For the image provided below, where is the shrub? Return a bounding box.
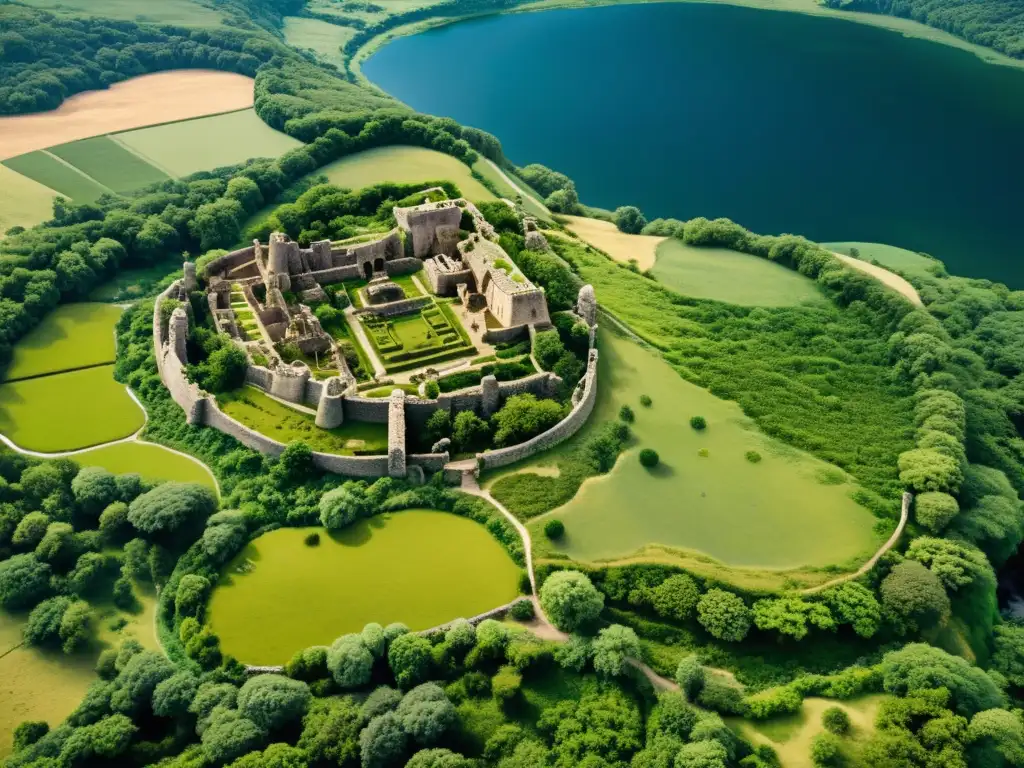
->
[639,449,660,468]
[509,599,535,621]
[640,394,653,407]
[697,448,709,457]
[914,491,959,532]
[304,532,321,546]
[492,666,522,705]
[396,683,455,746]
[822,706,850,735]
[327,635,374,690]
[424,380,440,399]
[237,674,311,731]
[592,624,641,678]
[539,570,604,632]
[879,561,950,631]
[127,483,217,538]
[389,633,433,689]
[745,451,762,463]
[810,732,841,766]
[544,519,565,539]
[619,404,635,423]
[651,574,701,621]
[675,655,706,700]
[696,589,751,642]
[690,416,707,430]
[614,206,647,234]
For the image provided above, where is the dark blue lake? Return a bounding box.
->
[364,3,1024,286]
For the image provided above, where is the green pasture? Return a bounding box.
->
[824,241,940,279]
[317,146,496,202]
[0,164,57,234]
[514,332,879,571]
[4,303,122,382]
[88,253,184,302]
[652,238,824,306]
[112,109,302,177]
[217,386,388,455]
[17,0,225,25]
[72,442,217,492]
[283,16,357,67]
[207,511,521,664]
[0,365,144,452]
[2,151,109,203]
[48,136,169,195]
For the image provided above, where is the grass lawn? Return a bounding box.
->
[48,136,169,195]
[72,442,218,492]
[283,16,357,67]
[733,694,886,767]
[652,238,824,307]
[505,332,879,577]
[112,109,302,177]
[207,511,521,664]
[0,365,144,452]
[2,151,110,203]
[17,0,225,25]
[0,164,57,234]
[824,241,940,279]
[88,254,184,302]
[317,146,496,202]
[217,386,388,456]
[3,303,123,381]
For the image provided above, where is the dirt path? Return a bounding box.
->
[834,253,923,307]
[481,158,548,215]
[799,492,911,594]
[0,71,255,160]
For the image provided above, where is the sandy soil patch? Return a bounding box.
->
[0,71,255,161]
[562,215,664,271]
[834,253,923,306]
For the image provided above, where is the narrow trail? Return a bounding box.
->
[834,253,923,307]
[482,158,548,215]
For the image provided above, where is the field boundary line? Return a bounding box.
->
[107,106,254,138]
[38,149,115,196]
[4,360,116,383]
[108,135,180,180]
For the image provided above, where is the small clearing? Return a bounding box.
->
[562,215,664,271]
[0,71,255,161]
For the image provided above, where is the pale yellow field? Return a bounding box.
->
[562,215,665,270]
[0,165,57,234]
[0,71,255,161]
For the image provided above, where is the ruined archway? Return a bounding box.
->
[362,261,373,280]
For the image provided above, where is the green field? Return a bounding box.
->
[112,109,303,177]
[217,386,388,455]
[2,151,110,203]
[48,136,169,195]
[0,164,57,234]
[72,442,218,492]
[207,511,522,664]
[510,332,878,572]
[318,146,497,201]
[283,16,357,67]
[17,0,225,25]
[824,241,940,279]
[652,238,824,306]
[0,365,144,452]
[88,254,184,302]
[4,303,123,382]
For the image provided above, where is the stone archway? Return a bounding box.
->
[362,261,373,280]
[373,257,385,273]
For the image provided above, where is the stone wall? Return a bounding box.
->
[343,396,390,423]
[394,201,463,258]
[355,295,432,318]
[310,265,362,285]
[244,365,274,391]
[408,453,448,473]
[477,349,599,470]
[202,245,256,280]
[387,390,407,478]
[384,257,424,277]
[269,363,310,403]
[482,324,528,345]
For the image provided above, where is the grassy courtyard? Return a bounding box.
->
[502,332,879,578]
[217,386,388,455]
[652,238,825,306]
[361,301,475,373]
[3,303,123,381]
[0,365,144,452]
[72,442,218,492]
[207,511,522,664]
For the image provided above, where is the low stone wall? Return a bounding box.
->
[477,349,599,470]
[355,296,432,318]
[311,265,362,285]
[385,257,424,277]
[418,601,518,636]
[408,453,448,473]
[244,365,274,391]
[483,324,528,345]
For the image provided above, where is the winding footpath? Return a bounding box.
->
[482,158,549,215]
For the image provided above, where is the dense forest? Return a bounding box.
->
[824,0,1024,58]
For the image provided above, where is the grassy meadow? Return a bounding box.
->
[513,332,879,573]
[318,146,496,201]
[2,151,109,203]
[824,241,940,279]
[216,386,389,455]
[0,365,144,452]
[3,303,123,381]
[207,512,521,664]
[652,238,825,306]
[0,164,57,234]
[561,215,664,271]
[112,109,302,177]
[48,136,169,194]
[283,16,357,67]
[72,442,218,492]
[17,0,225,25]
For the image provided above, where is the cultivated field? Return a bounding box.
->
[0,165,57,234]
[562,215,664,270]
[319,146,497,201]
[17,0,225,25]
[0,365,144,452]
[517,332,879,573]
[48,137,169,195]
[3,304,123,381]
[113,109,302,177]
[217,386,389,455]
[73,442,218,491]
[0,71,255,161]
[826,241,939,279]
[207,512,521,664]
[652,238,825,306]
[2,151,110,204]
